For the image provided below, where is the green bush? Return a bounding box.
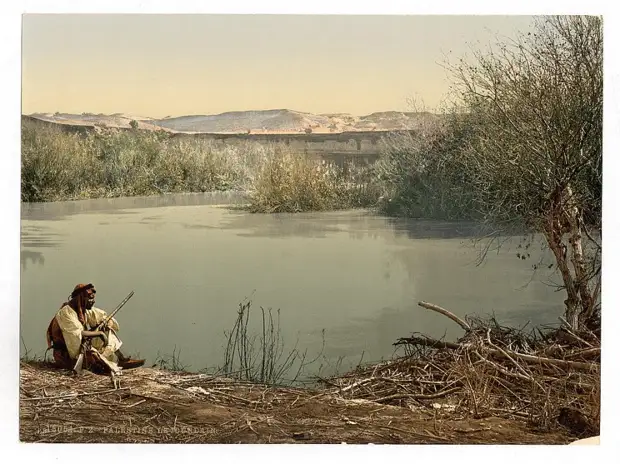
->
[374,114,479,220]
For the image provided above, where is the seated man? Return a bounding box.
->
[46,283,145,374]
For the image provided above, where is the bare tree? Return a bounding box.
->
[447,16,602,330]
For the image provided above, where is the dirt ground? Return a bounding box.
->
[19,362,575,444]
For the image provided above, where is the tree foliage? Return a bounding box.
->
[374,16,602,330]
[447,16,602,329]
[375,115,478,220]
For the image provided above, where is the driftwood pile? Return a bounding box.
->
[324,301,600,437]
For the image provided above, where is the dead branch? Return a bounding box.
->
[393,336,460,350]
[340,377,375,393]
[418,301,472,332]
[123,399,147,408]
[474,353,555,383]
[485,329,534,380]
[21,387,130,402]
[375,423,451,442]
[375,387,461,403]
[558,317,594,347]
[564,347,600,359]
[494,349,596,371]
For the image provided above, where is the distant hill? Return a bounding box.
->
[25,109,439,134]
[26,112,171,132]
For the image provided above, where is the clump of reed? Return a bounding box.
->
[221,299,323,386]
[247,149,380,213]
[21,119,271,202]
[154,345,189,372]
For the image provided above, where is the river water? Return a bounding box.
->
[20,193,564,378]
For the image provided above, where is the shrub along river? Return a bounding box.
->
[20,192,564,378]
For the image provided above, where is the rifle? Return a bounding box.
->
[96,290,134,331]
[73,291,135,375]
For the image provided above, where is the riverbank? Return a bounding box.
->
[19,361,573,444]
[20,306,599,445]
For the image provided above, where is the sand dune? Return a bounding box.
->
[28,112,168,131]
[26,109,438,134]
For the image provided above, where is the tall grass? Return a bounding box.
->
[222,300,323,385]
[153,346,190,372]
[21,120,269,202]
[247,150,380,213]
[22,119,380,212]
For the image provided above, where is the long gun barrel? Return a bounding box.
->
[74,291,135,374]
[96,291,134,331]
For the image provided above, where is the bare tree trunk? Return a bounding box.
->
[543,190,581,330]
[564,184,596,327]
[543,184,597,331]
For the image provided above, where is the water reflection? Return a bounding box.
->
[20,194,566,372]
[21,250,45,270]
[301,302,466,376]
[217,210,489,242]
[21,224,63,266]
[386,217,483,240]
[217,210,402,241]
[20,239,59,248]
[388,232,564,330]
[497,304,563,329]
[182,224,220,230]
[20,191,247,220]
[218,212,347,239]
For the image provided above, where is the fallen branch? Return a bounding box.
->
[123,399,147,408]
[375,387,461,403]
[494,349,596,371]
[564,347,600,359]
[418,301,471,332]
[474,353,556,382]
[376,423,451,442]
[394,336,460,350]
[325,310,600,438]
[558,317,594,347]
[489,408,530,419]
[340,377,375,393]
[130,392,191,406]
[210,389,260,405]
[485,329,534,381]
[21,387,130,402]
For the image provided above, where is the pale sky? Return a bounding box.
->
[21,14,536,117]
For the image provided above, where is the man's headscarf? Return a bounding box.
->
[63,283,96,325]
[70,283,95,300]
